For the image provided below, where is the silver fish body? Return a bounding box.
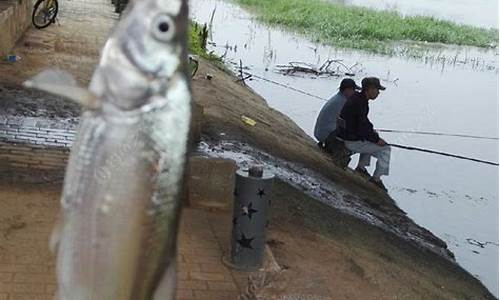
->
[52,0,191,298]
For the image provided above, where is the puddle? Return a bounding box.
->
[190,0,499,295]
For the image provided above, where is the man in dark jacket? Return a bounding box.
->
[337,77,391,191]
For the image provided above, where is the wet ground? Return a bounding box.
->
[190,0,499,295]
[197,140,454,260]
[0,0,116,86]
[0,84,80,120]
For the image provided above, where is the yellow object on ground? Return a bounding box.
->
[241,115,257,126]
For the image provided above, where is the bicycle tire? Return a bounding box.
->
[32,0,58,29]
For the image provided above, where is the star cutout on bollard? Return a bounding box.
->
[233,189,239,197]
[237,233,254,249]
[241,202,258,220]
[232,217,238,226]
[257,189,266,198]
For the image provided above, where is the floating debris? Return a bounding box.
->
[275,59,360,78]
[466,238,499,249]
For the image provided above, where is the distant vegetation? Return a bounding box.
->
[234,0,498,53]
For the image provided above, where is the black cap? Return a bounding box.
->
[339,78,361,91]
[361,77,386,90]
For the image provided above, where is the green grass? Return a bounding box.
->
[234,0,498,54]
[188,21,221,62]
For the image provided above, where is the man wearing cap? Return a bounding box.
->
[337,77,391,192]
[314,78,360,149]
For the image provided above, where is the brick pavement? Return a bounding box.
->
[177,208,248,300]
[0,182,58,300]
[0,0,117,86]
[0,182,249,300]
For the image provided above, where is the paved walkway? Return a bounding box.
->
[0,0,117,86]
[177,208,248,300]
[0,181,248,300]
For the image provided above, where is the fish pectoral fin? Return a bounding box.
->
[24,69,100,110]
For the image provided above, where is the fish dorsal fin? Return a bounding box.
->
[24,69,100,110]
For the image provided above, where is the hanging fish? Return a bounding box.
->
[24,0,191,298]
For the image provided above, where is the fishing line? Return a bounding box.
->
[242,71,328,101]
[378,129,498,141]
[389,143,499,166]
[243,71,498,142]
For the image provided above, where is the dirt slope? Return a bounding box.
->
[255,181,495,299]
[192,59,451,250]
[190,59,495,299]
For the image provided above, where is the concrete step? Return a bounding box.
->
[184,156,236,211]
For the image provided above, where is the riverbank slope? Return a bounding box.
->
[191,58,496,299]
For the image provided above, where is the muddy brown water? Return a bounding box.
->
[190,0,499,295]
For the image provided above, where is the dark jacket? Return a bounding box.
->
[337,92,380,143]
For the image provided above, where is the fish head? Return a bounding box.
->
[90,0,188,112]
[120,0,188,79]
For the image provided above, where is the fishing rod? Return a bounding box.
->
[389,143,499,166]
[378,129,498,141]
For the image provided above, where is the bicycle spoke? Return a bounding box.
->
[33,0,57,28]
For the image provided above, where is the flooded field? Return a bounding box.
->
[190,0,499,295]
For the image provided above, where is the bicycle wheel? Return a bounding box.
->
[32,0,58,29]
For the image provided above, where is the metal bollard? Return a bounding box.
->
[224,165,274,271]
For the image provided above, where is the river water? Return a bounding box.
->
[190,0,499,295]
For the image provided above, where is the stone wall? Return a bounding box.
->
[0,117,76,171]
[0,0,35,57]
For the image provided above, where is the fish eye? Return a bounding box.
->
[152,14,175,42]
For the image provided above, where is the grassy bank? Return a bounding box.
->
[234,0,498,53]
[188,21,221,62]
